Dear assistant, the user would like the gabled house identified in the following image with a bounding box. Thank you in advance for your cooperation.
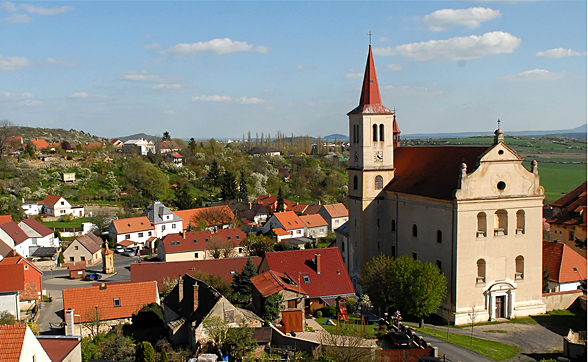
[157,140,181,154]
[37,336,82,362]
[141,201,183,239]
[547,182,587,258]
[304,203,350,233]
[63,281,159,337]
[166,152,183,167]
[109,216,156,248]
[247,146,281,157]
[22,200,42,216]
[0,221,31,257]
[62,233,102,265]
[173,205,234,231]
[299,214,328,239]
[0,264,25,319]
[110,138,124,148]
[123,138,156,156]
[0,324,51,362]
[157,228,246,262]
[29,138,51,152]
[42,195,84,218]
[164,274,261,346]
[0,250,43,301]
[258,247,356,313]
[18,218,56,248]
[261,211,306,238]
[543,241,587,293]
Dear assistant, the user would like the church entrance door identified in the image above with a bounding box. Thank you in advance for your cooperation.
[495,296,505,319]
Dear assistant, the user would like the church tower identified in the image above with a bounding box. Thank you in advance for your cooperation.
[347,45,397,288]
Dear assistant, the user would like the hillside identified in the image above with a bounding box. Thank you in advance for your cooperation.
[11,126,102,144]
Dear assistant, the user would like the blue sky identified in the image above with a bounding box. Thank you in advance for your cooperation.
[0,1,586,139]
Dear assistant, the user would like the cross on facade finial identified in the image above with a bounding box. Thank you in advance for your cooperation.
[497,119,501,130]
[368,31,372,45]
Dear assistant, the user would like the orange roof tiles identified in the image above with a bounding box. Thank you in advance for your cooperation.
[42,194,64,207]
[0,264,25,293]
[29,138,50,150]
[112,216,154,234]
[62,281,158,322]
[173,205,234,230]
[322,203,348,218]
[543,241,587,284]
[299,214,327,228]
[0,215,12,225]
[272,211,305,231]
[161,228,245,253]
[251,270,305,297]
[0,324,27,362]
[273,228,290,236]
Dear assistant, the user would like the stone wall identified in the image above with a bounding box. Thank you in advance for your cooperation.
[542,290,583,311]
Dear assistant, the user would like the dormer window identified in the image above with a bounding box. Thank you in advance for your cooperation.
[303,276,311,284]
[114,298,121,307]
[193,239,197,243]
[171,241,176,245]
[227,236,231,241]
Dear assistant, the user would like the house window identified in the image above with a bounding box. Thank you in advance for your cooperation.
[171,241,175,245]
[391,245,396,257]
[353,176,358,190]
[477,259,486,283]
[377,219,380,228]
[193,239,197,243]
[436,230,442,244]
[195,252,199,258]
[172,224,176,229]
[375,175,383,190]
[227,236,232,241]
[569,231,575,241]
[477,212,487,237]
[379,124,385,142]
[162,225,166,231]
[113,298,121,307]
[61,201,64,205]
[148,231,152,236]
[236,235,240,240]
[303,275,311,284]
[412,252,417,260]
[166,215,170,220]
[436,260,442,271]
[138,233,143,237]
[205,238,209,242]
[516,210,525,235]
[74,246,78,250]
[238,248,243,253]
[24,265,28,270]
[125,234,130,240]
[412,224,418,237]
[341,241,345,252]
[494,210,508,236]
[81,256,85,261]
[176,241,180,245]
[515,256,524,280]
[69,257,74,262]
[391,219,396,232]
[373,124,378,142]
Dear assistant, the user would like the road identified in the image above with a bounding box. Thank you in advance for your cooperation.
[37,252,138,334]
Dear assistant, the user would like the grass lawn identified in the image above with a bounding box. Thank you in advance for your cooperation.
[42,217,92,228]
[533,162,587,203]
[414,327,520,361]
[315,316,380,338]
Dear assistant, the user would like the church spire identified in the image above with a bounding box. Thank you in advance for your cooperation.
[348,45,393,115]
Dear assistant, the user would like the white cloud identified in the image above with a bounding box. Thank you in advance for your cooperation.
[237,96,264,105]
[164,38,268,55]
[534,48,587,58]
[499,69,565,81]
[1,2,17,12]
[423,7,501,32]
[122,70,178,83]
[152,83,184,91]
[192,95,264,104]
[1,14,31,23]
[375,31,521,62]
[143,43,161,50]
[19,3,74,16]
[345,70,362,79]
[0,54,30,71]
[0,92,34,100]
[19,99,41,106]
[43,57,74,66]
[384,63,403,71]
[69,92,109,100]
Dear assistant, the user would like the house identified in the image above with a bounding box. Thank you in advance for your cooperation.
[334,221,350,269]
[157,140,181,154]
[62,233,103,265]
[164,274,261,346]
[141,201,183,239]
[247,146,281,157]
[316,203,349,233]
[0,250,43,301]
[272,228,292,243]
[157,228,246,262]
[0,215,11,225]
[173,205,235,231]
[251,270,306,332]
[0,221,32,257]
[285,236,314,250]
[110,138,124,148]
[546,182,587,258]
[62,173,76,183]
[260,211,306,239]
[123,138,156,156]
[42,195,84,218]
[18,218,57,248]
[0,324,51,362]
[130,256,262,292]
[109,216,156,248]
[345,45,546,324]
[22,200,42,216]
[37,335,82,362]
[299,214,328,239]
[166,152,183,167]
[63,281,159,337]
[29,138,51,152]
[0,264,24,319]
[543,241,587,293]
[258,247,356,314]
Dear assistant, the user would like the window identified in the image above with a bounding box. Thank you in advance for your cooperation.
[81,256,85,261]
[391,219,396,232]
[391,245,396,257]
[477,259,486,283]
[353,176,358,190]
[74,246,78,250]
[125,234,130,240]
[375,175,383,190]
[238,248,243,253]
[436,230,442,244]
[412,224,418,237]
[138,232,143,237]
[69,257,74,262]
[494,210,508,236]
[176,240,180,245]
[195,252,199,258]
[515,255,524,280]
[166,215,170,220]
[113,298,121,307]
[335,219,339,224]
[61,201,64,205]
[516,210,525,235]
[569,231,575,241]
[377,219,380,228]
[341,241,345,252]
[193,239,197,243]
[379,124,385,141]
[436,260,442,271]
[205,238,209,242]
[162,225,166,231]
[303,275,311,284]
[412,252,417,260]
[476,212,487,237]
[148,231,152,236]
[373,124,378,142]
[172,224,176,229]
[24,265,28,270]
[236,235,240,240]
[227,236,232,241]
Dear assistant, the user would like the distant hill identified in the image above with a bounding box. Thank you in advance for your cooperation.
[404,124,587,140]
[116,133,160,142]
[323,134,348,141]
[10,126,102,144]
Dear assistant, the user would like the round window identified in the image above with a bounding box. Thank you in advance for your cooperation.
[497,181,506,190]
[498,150,504,155]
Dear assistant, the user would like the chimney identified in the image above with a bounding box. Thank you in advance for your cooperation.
[315,253,321,274]
[193,282,199,311]
[65,309,75,336]
[178,277,184,302]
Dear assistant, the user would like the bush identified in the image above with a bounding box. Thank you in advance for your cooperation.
[317,306,337,318]
[314,310,322,318]
[346,297,357,314]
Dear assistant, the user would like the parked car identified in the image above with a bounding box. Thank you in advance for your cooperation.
[115,245,124,253]
[386,332,412,349]
[83,272,102,281]
[124,248,137,257]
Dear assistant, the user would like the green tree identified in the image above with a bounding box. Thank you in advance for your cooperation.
[101,333,133,361]
[241,235,274,257]
[192,270,232,298]
[135,341,155,362]
[276,188,285,212]
[238,171,249,201]
[188,138,197,153]
[173,180,196,210]
[0,310,16,325]
[162,131,171,141]
[262,293,282,324]
[220,170,237,201]
[223,321,257,361]
[202,316,229,356]
[58,251,65,265]
[160,348,169,362]
[273,241,291,251]
[124,156,171,200]
[207,160,221,188]
[231,258,258,300]
[0,194,24,222]
[543,268,551,293]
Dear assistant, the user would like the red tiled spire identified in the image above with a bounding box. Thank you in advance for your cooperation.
[348,45,392,115]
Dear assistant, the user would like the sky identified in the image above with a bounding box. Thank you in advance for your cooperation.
[0,1,586,140]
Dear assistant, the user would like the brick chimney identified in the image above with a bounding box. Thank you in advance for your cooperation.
[315,253,321,274]
[178,277,184,302]
[193,282,199,311]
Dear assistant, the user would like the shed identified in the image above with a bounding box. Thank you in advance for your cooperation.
[68,263,86,279]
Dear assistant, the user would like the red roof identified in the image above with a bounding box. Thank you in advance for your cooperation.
[111,216,154,234]
[385,146,489,200]
[272,211,305,231]
[73,233,102,254]
[42,195,64,207]
[0,221,29,245]
[0,324,27,362]
[273,228,290,236]
[348,45,392,115]
[299,214,327,228]
[173,205,235,230]
[37,336,81,362]
[130,256,262,286]
[261,247,355,298]
[0,264,25,293]
[547,182,587,227]
[62,281,158,322]
[29,138,50,150]
[1,250,42,274]
[251,270,306,297]
[161,228,245,253]
[322,203,348,218]
[543,241,587,284]
[0,215,12,225]
[20,218,53,237]
[169,152,183,158]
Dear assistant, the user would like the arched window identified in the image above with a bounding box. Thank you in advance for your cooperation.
[375,175,383,190]
[494,209,508,236]
[341,241,345,253]
[412,224,418,237]
[477,212,487,237]
[373,124,378,142]
[477,259,486,283]
[353,176,358,190]
[379,124,385,141]
[436,230,442,244]
[515,255,524,279]
[516,210,525,235]
[391,219,396,232]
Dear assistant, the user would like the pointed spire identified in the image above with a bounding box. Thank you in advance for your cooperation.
[348,45,392,115]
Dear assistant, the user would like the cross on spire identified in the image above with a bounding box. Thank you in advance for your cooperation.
[368,31,372,45]
[497,119,501,130]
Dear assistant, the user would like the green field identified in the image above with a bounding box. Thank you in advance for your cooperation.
[533,162,587,203]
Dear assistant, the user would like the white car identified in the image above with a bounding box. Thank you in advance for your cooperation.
[115,245,125,253]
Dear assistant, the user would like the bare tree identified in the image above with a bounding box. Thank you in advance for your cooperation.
[467,305,479,346]
[82,306,106,339]
[319,325,375,362]
[193,207,233,229]
[0,120,15,159]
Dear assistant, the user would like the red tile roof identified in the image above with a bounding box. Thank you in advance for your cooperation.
[251,270,305,297]
[173,205,235,230]
[213,228,246,246]
[0,221,29,245]
[169,152,183,158]
[385,146,489,200]
[261,247,355,298]
[1,250,42,274]
[73,233,102,254]
[348,45,392,115]
[287,203,308,214]
[111,216,154,234]
[322,203,348,218]
[0,215,12,225]
[130,256,262,286]
[0,324,27,362]
[273,228,290,236]
[303,205,322,215]
[37,336,81,362]
[161,228,245,253]
[543,241,587,284]
[299,214,327,228]
[62,281,158,322]
[0,264,25,293]
[547,182,587,227]
[272,211,305,231]
[42,194,64,207]
[30,138,50,150]
[20,218,53,237]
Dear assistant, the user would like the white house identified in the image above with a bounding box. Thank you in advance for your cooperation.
[18,218,56,248]
[123,138,156,156]
[141,201,183,239]
[42,195,84,218]
[22,200,42,216]
[0,325,51,362]
[0,221,33,257]
[109,216,156,248]
[260,211,306,238]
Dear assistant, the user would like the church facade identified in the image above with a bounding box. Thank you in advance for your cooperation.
[344,45,546,325]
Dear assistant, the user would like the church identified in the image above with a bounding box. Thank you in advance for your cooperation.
[342,45,546,325]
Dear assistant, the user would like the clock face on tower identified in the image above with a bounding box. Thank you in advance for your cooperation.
[374,151,383,162]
